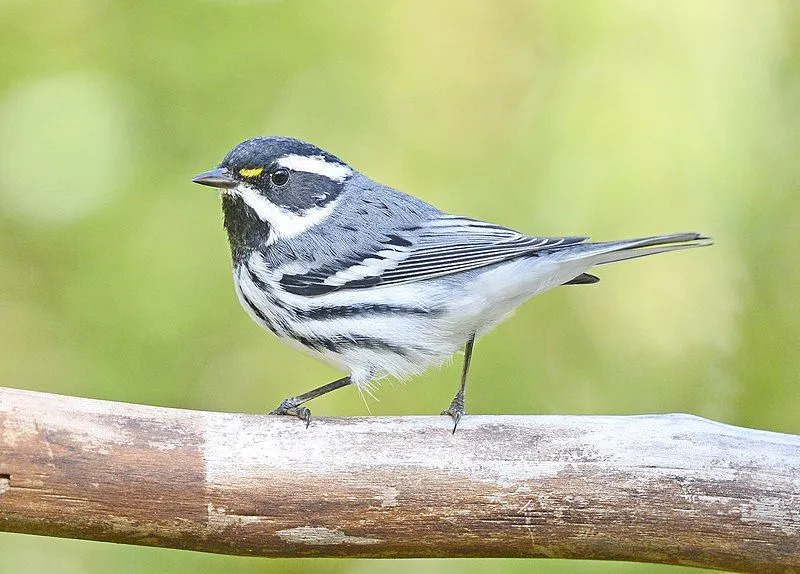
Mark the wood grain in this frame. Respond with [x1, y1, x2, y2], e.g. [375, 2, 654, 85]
[0, 386, 798, 572]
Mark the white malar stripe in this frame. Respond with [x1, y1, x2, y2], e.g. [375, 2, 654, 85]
[277, 154, 353, 182]
[236, 185, 339, 240]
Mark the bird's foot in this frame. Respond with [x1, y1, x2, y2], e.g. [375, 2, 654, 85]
[269, 398, 312, 428]
[441, 392, 465, 434]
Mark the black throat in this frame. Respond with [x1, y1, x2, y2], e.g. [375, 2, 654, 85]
[221, 194, 271, 264]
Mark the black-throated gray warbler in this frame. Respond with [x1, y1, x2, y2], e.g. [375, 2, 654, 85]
[193, 137, 711, 430]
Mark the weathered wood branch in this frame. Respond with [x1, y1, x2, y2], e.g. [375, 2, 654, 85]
[0, 386, 798, 571]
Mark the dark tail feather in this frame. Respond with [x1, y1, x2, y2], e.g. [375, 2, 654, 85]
[563, 273, 600, 285]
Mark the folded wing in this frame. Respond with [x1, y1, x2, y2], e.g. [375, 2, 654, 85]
[278, 215, 587, 296]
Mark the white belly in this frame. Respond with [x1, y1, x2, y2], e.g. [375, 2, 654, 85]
[233, 255, 589, 387]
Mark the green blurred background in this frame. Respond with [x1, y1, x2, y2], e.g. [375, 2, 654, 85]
[1, 0, 798, 572]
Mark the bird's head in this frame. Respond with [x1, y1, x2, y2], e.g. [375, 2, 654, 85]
[192, 136, 354, 246]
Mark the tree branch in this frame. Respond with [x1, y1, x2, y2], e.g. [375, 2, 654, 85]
[0, 386, 798, 572]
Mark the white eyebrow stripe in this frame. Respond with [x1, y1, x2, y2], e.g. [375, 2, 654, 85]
[277, 154, 353, 182]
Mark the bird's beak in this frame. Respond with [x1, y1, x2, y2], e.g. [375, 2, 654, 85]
[191, 167, 237, 189]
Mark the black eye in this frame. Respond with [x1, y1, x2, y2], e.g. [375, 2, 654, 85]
[270, 168, 289, 186]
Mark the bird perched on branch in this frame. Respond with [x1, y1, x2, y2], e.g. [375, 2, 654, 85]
[193, 137, 711, 431]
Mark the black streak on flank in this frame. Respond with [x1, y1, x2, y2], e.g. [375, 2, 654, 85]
[239, 291, 279, 336]
[300, 303, 438, 321]
[238, 269, 417, 356]
[296, 335, 411, 357]
[278, 273, 386, 296]
[278, 276, 341, 296]
[244, 261, 439, 320]
[245, 263, 270, 290]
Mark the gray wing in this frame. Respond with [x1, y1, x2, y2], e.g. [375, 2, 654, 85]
[278, 215, 587, 296]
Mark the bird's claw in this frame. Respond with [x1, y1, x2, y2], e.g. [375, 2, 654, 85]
[441, 392, 465, 434]
[270, 398, 312, 428]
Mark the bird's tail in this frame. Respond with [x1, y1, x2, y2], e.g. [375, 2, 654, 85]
[563, 232, 713, 267]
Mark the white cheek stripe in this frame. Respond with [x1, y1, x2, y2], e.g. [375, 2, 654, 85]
[277, 154, 352, 182]
[235, 185, 339, 241]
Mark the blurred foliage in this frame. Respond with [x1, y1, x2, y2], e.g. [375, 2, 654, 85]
[1, 1, 798, 573]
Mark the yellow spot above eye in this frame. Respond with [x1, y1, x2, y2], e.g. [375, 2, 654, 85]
[239, 167, 264, 178]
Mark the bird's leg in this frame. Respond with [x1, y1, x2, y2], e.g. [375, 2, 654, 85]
[442, 334, 476, 433]
[269, 375, 352, 427]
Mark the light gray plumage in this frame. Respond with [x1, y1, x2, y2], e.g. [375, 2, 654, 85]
[193, 136, 712, 427]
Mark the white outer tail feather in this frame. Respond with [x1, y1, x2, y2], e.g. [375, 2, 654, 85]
[568, 233, 713, 267]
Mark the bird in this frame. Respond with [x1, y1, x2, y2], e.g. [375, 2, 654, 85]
[192, 136, 711, 431]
